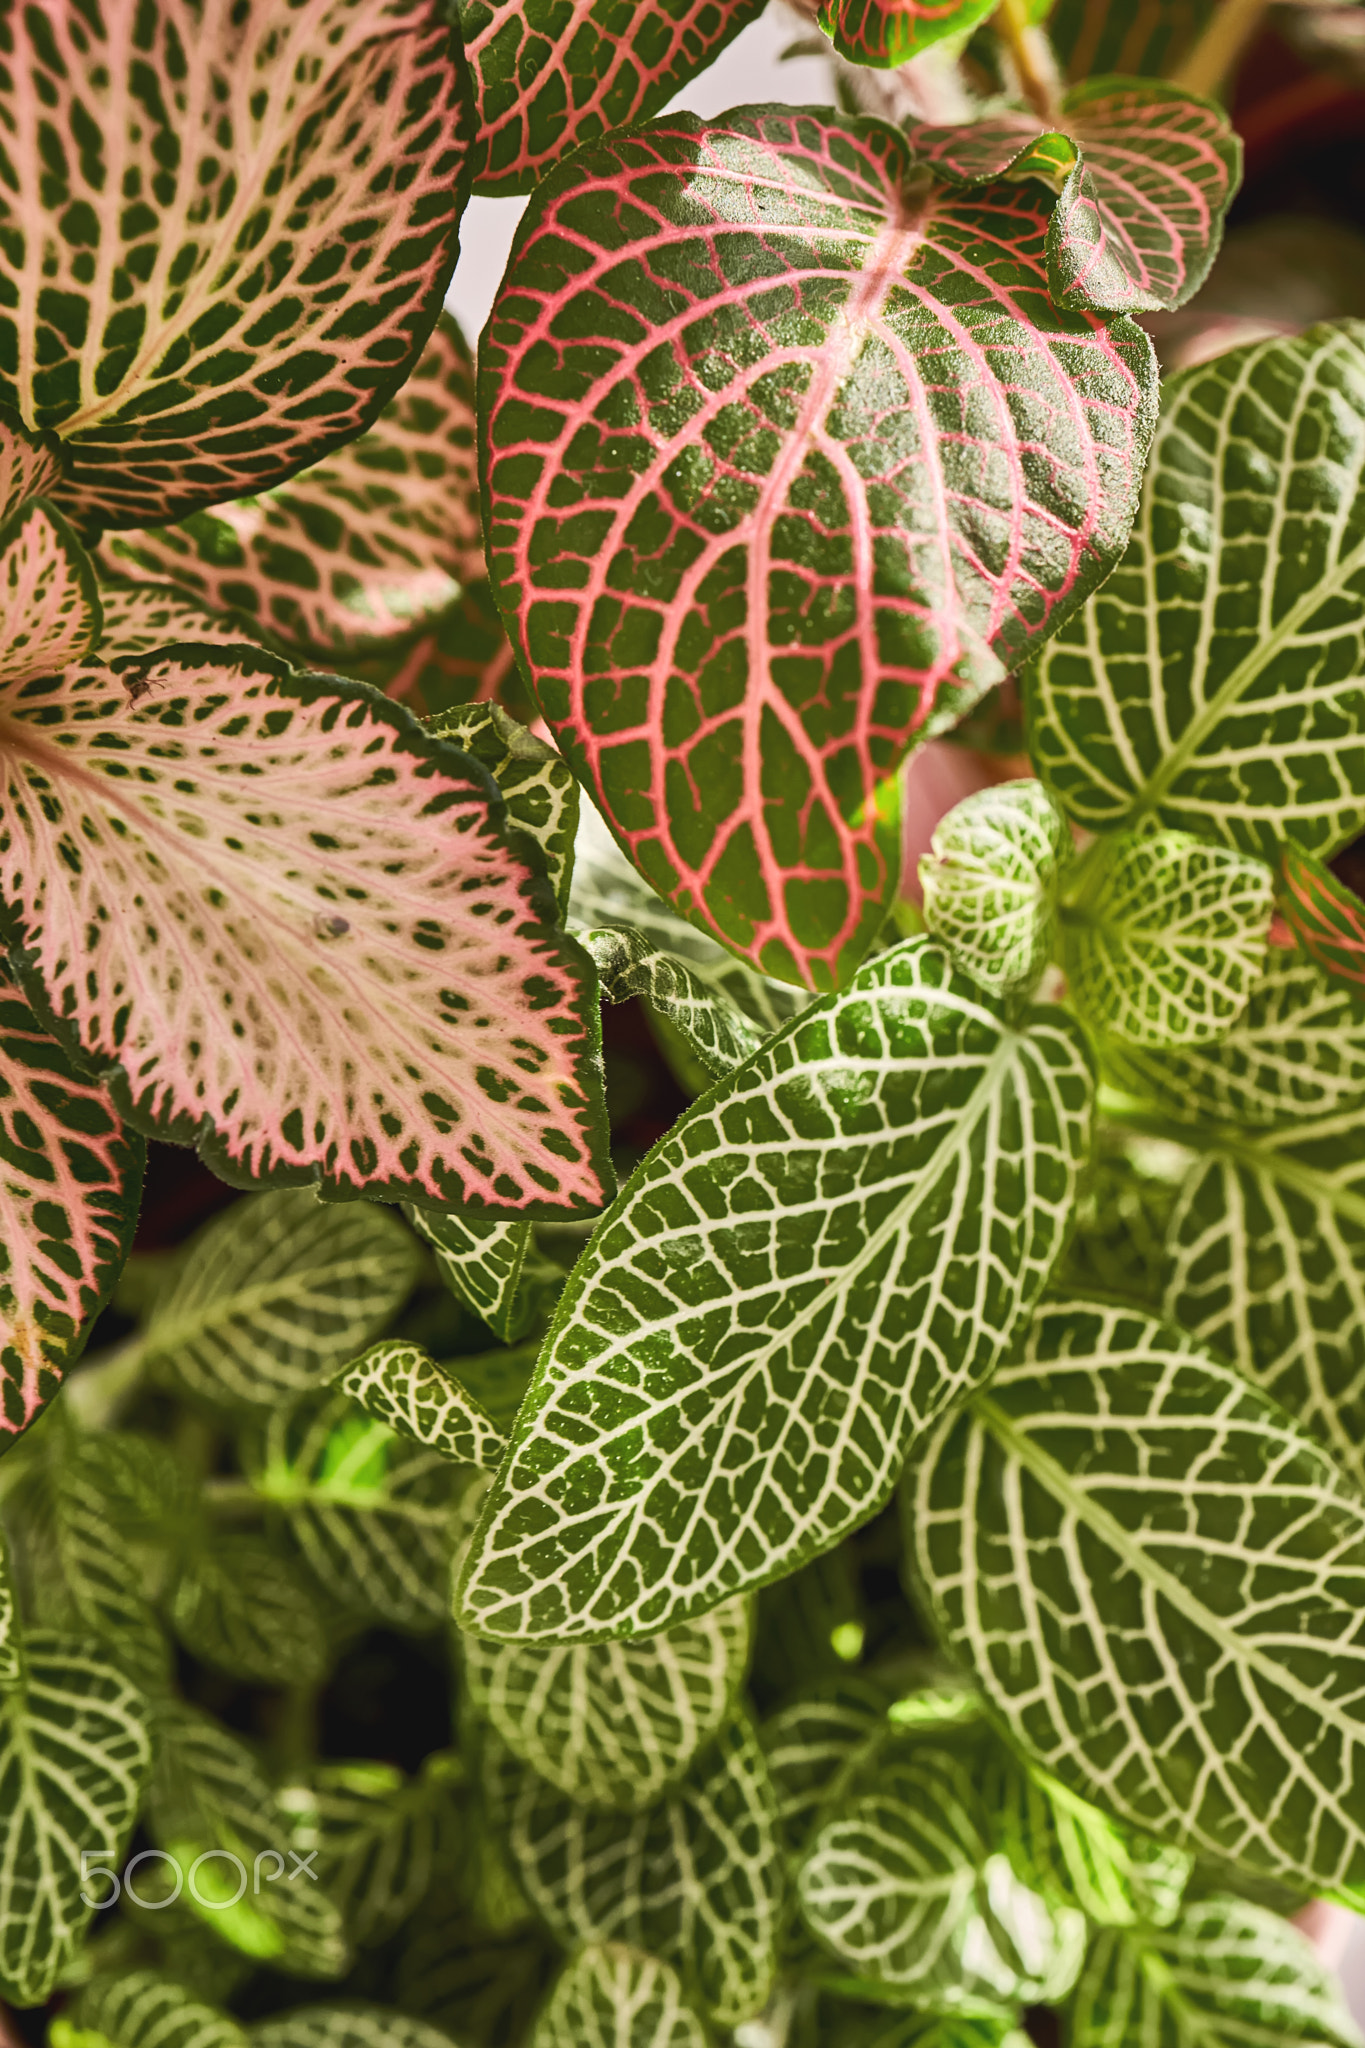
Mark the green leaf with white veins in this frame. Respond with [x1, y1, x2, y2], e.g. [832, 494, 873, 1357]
[425, 702, 579, 918]
[142, 1193, 420, 1410]
[759, 1679, 888, 1853]
[1065, 830, 1273, 1047]
[908, 1297, 1365, 1891]
[50, 1435, 175, 1695]
[920, 779, 1071, 997]
[1028, 322, 1365, 861]
[985, 1744, 1191, 1931]
[279, 1756, 460, 1948]
[0, 0, 472, 530]
[170, 1536, 329, 1686]
[64, 1970, 248, 2048]
[1067, 1894, 1364, 2048]
[866, 2023, 1031, 2048]
[0, 1633, 152, 2006]
[490, 1714, 782, 2026]
[579, 926, 767, 1079]
[463, 1595, 751, 1810]
[457, 938, 1093, 1643]
[529, 1946, 709, 2048]
[404, 1207, 548, 1348]
[252, 2008, 467, 2048]
[339, 1341, 508, 1470]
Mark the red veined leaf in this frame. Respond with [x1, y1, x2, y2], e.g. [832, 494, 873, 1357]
[456, 0, 765, 197]
[0, 965, 144, 1442]
[0, 646, 612, 1215]
[1277, 845, 1365, 1007]
[0, 404, 63, 526]
[340, 580, 531, 722]
[1, 0, 473, 530]
[483, 107, 1158, 989]
[93, 580, 266, 660]
[0, 504, 102, 687]
[97, 316, 483, 662]
[904, 78, 1240, 314]
[818, 0, 997, 69]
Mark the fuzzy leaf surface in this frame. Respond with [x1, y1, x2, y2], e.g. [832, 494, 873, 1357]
[1029, 323, 1365, 860]
[0, 1634, 151, 2005]
[817, 0, 996, 67]
[0, 650, 611, 1213]
[456, 0, 764, 195]
[530, 1945, 709, 2048]
[1, 0, 472, 528]
[0, 407, 63, 527]
[0, 503, 102, 688]
[97, 316, 481, 660]
[909, 1298, 1365, 1890]
[1279, 847, 1365, 1009]
[464, 1595, 751, 1809]
[0, 966, 143, 1440]
[483, 107, 1157, 989]
[920, 778, 1069, 996]
[67, 1971, 248, 2048]
[458, 939, 1092, 1643]
[340, 1341, 508, 1470]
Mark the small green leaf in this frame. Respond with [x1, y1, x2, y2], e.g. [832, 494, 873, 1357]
[580, 926, 768, 1078]
[251, 2007, 464, 2048]
[1056, 1137, 1183, 1312]
[0, 1634, 152, 2006]
[0, 501, 102, 686]
[339, 1342, 508, 1471]
[142, 1193, 421, 1411]
[530, 1945, 709, 2048]
[426, 702, 580, 918]
[1067, 1894, 1364, 2047]
[406, 1209, 552, 1349]
[919, 779, 1070, 996]
[279, 1756, 461, 1950]
[63, 1970, 247, 2048]
[170, 1537, 329, 1687]
[458, 939, 1093, 1642]
[463, 1596, 751, 1810]
[1065, 830, 1273, 1046]
[1278, 845, 1365, 1009]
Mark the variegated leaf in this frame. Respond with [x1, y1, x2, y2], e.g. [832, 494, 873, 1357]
[339, 1340, 508, 1470]
[1029, 323, 1365, 861]
[97, 316, 482, 661]
[580, 925, 767, 1078]
[919, 778, 1070, 996]
[484, 107, 1157, 988]
[463, 1595, 751, 1810]
[986, 1745, 1191, 1931]
[1068, 1894, 1364, 2048]
[909, 1298, 1365, 1890]
[1065, 830, 1273, 1047]
[1279, 846, 1365, 1009]
[252, 2008, 466, 2048]
[1057, 1137, 1182, 1313]
[530, 1946, 709, 2048]
[0, 405, 63, 527]
[0, 1634, 152, 2006]
[818, 0, 996, 67]
[94, 578, 267, 657]
[0, 965, 143, 1441]
[759, 1680, 888, 1852]
[2, 0, 472, 528]
[0, 1529, 19, 1690]
[905, 81, 1239, 315]
[142, 1192, 420, 1409]
[457, 939, 1092, 1644]
[490, 1713, 782, 2026]
[456, 0, 764, 196]
[0, 501, 101, 688]
[406, 1206, 552, 1347]
[245, 1391, 459, 1630]
[279, 1755, 461, 1949]
[426, 702, 579, 915]
[0, 650, 611, 1213]
[50, 1434, 175, 1694]
[170, 1536, 329, 1685]
[64, 1970, 248, 2048]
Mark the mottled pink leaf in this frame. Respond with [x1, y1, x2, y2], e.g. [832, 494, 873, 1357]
[1278, 845, 1365, 1007]
[93, 581, 267, 660]
[905, 78, 1241, 314]
[483, 107, 1157, 988]
[0, 965, 143, 1442]
[0, 647, 611, 1214]
[97, 316, 483, 661]
[818, 0, 996, 68]
[0, 405, 63, 527]
[0, 504, 101, 687]
[341, 581, 529, 721]
[1, 0, 472, 530]
[457, 0, 765, 196]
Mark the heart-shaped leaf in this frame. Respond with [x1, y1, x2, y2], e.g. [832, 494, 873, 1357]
[0, 966, 143, 1441]
[170, 1536, 329, 1686]
[463, 1596, 752, 1810]
[0, 1634, 152, 2005]
[531, 1946, 709, 2048]
[340, 1341, 508, 1469]
[66, 1971, 248, 2048]
[0, 640, 611, 1213]
[817, 0, 997, 66]
[1278, 846, 1365, 1009]
[920, 779, 1070, 996]
[0, 407, 63, 528]
[483, 106, 1157, 989]
[97, 316, 482, 661]
[455, 0, 765, 196]
[908, 1297, 1365, 1890]
[0, 502, 102, 688]
[457, 939, 1092, 1643]
[1028, 323, 1365, 862]
[1, 0, 472, 529]
[905, 80, 1240, 314]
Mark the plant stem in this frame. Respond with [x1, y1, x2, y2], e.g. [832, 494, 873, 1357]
[993, 0, 1062, 124]
[1174, 0, 1271, 98]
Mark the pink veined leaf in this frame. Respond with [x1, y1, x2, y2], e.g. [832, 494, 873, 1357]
[904, 77, 1242, 314]
[0, 643, 612, 1214]
[0, 503, 102, 687]
[340, 581, 530, 721]
[1278, 844, 1365, 1006]
[97, 315, 483, 662]
[0, 964, 144, 1442]
[483, 107, 1158, 989]
[817, 0, 998, 69]
[455, 0, 765, 197]
[93, 580, 268, 660]
[0, 0, 473, 530]
[0, 404, 64, 527]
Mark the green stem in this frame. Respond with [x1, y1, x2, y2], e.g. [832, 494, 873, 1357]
[993, 0, 1062, 123]
[1173, 0, 1271, 97]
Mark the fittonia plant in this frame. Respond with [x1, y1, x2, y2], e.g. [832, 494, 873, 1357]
[2, 0, 1365, 2042]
